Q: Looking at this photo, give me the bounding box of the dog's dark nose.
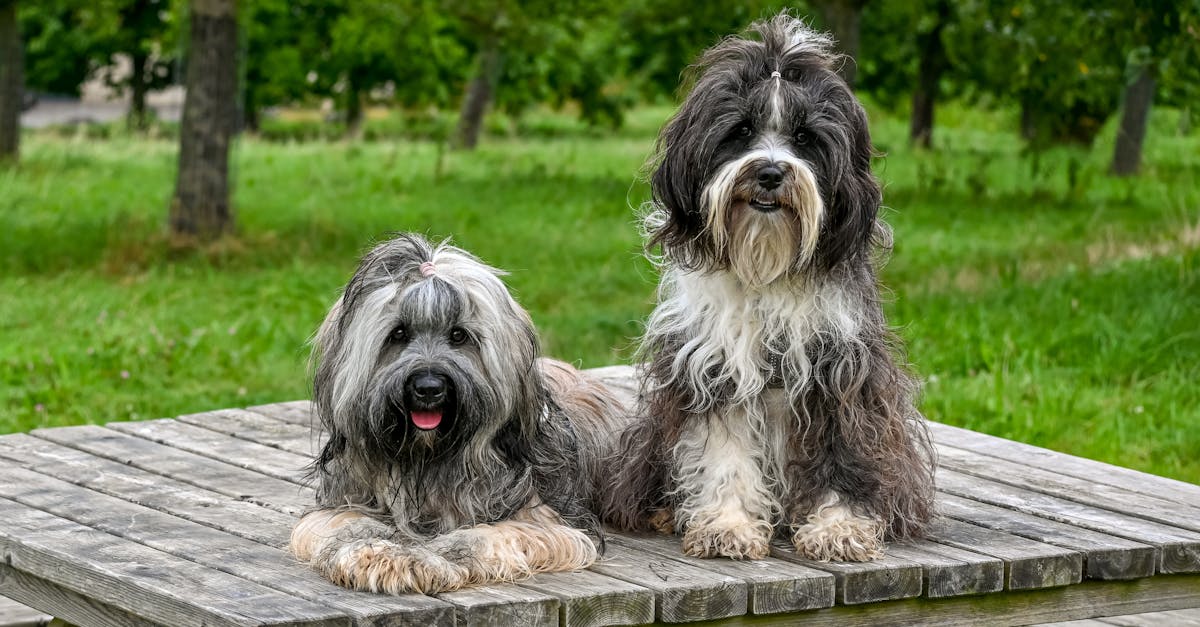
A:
[408,373,448,405]
[757,164,784,190]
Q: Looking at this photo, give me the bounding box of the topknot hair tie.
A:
[419,261,437,277]
[771,70,781,78]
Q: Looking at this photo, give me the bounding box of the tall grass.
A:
[1,103,1196,482]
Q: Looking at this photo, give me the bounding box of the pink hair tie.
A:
[418,261,437,277]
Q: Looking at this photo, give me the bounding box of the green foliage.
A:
[19,0,101,95]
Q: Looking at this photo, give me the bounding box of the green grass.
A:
[1,103,1197,483]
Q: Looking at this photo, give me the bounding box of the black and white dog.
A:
[291,234,627,593]
[606,15,935,562]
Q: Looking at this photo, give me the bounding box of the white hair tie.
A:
[771,70,781,78]
[419,261,437,277]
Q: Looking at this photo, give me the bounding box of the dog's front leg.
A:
[290,509,469,594]
[430,520,597,585]
[790,490,885,562]
[674,408,776,559]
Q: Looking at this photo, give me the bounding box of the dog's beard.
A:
[702,154,824,286]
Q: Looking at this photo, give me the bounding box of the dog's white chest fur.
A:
[649,268,860,411]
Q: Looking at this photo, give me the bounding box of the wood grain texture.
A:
[108,419,312,485]
[1,565,155,627]
[690,574,1200,627]
[0,464,453,625]
[436,584,558,627]
[175,409,317,457]
[769,544,924,605]
[588,543,747,622]
[928,421,1200,507]
[926,518,1082,590]
[0,497,347,627]
[0,593,50,627]
[30,425,313,515]
[936,445,1200,534]
[883,540,1004,598]
[938,469,1200,574]
[939,493,1157,580]
[246,400,314,427]
[609,532,835,614]
[0,433,292,548]
[519,569,655,627]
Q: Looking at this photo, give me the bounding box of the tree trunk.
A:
[0,0,21,163]
[128,50,150,130]
[1111,66,1156,177]
[814,0,867,88]
[169,0,238,240]
[343,80,363,138]
[909,0,949,148]
[454,42,500,150]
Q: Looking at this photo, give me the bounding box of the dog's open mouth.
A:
[410,409,443,431]
[749,197,783,212]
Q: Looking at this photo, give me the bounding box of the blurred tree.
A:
[908,0,951,148]
[811,0,867,87]
[18,0,95,96]
[241,0,330,131]
[94,0,178,130]
[0,0,18,163]
[170,0,237,240]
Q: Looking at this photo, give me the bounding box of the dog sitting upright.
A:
[290,233,627,594]
[605,15,935,562]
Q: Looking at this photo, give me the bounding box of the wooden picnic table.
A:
[0,365,1198,626]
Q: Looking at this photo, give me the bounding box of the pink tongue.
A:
[411,410,442,430]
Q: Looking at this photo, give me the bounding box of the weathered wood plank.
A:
[30,425,313,516]
[0,594,50,627]
[246,400,314,427]
[938,469,1200,574]
[1098,608,1200,626]
[0,433,292,548]
[925,517,1082,590]
[928,421,1200,506]
[0,464,454,626]
[176,408,317,457]
[936,445,1200,534]
[939,492,1158,580]
[108,418,313,486]
[768,544,924,605]
[695,574,1200,626]
[609,532,835,613]
[0,497,348,627]
[1,565,156,627]
[587,543,747,622]
[883,540,1005,598]
[519,569,656,627]
[436,584,558,627]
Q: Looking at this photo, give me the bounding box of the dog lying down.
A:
[290,233,629,594]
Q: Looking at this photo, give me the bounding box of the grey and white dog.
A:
[605,15,935,562]
[291,233,627,594]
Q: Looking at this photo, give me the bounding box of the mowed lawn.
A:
[1,104,1197,483]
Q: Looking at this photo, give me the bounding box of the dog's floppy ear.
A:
[817,92,881,270]
[648,97,716,266]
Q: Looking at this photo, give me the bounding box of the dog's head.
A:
[648,13,881,285]
[312,234,543,460]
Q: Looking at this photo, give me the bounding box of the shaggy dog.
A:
[605,15,935,562]
[290,234,627,593]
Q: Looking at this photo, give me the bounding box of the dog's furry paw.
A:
[648,508,676,535]
[331,541,469,595]
[791,501,884,562]
[682,522,771,560]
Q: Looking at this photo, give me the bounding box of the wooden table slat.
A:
[928,421,1200,507]
[0,496,347,627]
[246,400,313,427]
[587,544,748,623]
[936,445,1200,534]
[518,569,656,627]
[175,409,317,457]
[0,433,293,548]
[768,544,924,605]
[926,518,1083,589]
[30,425,313,516]
[938,492,1158,580]
[436,584,560,627]
[938,469,1200,574]
[108,418,313,486]
[883,540,1005,598]
[0,463,453,625]
[1,565,156,627]
[609,532,835,613]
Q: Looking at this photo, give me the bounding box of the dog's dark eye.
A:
[389,325,409,344]
[734,123,754,139]
[794,129,810,146]
[448,327,469,346]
